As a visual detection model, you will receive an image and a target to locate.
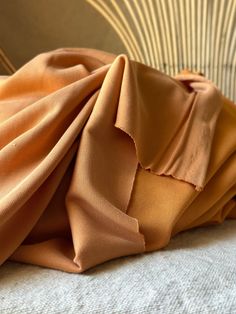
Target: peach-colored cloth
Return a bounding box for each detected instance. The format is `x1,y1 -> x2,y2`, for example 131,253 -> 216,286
0,48 -> 235,273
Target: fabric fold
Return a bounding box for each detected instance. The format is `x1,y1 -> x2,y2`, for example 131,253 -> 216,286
115,59 -> 222,191
0,48 -> 235,273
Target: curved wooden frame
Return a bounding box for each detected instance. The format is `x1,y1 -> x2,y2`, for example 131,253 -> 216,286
87,0 -> 236,102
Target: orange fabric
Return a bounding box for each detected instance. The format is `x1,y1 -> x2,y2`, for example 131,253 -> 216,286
0,48 -> 235,273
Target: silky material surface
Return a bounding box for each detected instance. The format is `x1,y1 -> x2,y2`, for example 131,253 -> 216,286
0,48 -> 235,273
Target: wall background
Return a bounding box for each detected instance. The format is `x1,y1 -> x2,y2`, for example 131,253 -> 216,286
0,0 -> 126,73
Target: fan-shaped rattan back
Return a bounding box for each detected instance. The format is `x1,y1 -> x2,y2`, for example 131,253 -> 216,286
87,0 -> 236,102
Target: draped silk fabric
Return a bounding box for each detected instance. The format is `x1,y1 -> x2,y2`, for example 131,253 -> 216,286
0,48 -> 236,273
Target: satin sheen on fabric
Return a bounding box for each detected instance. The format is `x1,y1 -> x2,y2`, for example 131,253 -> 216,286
0,48 -> 235,273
